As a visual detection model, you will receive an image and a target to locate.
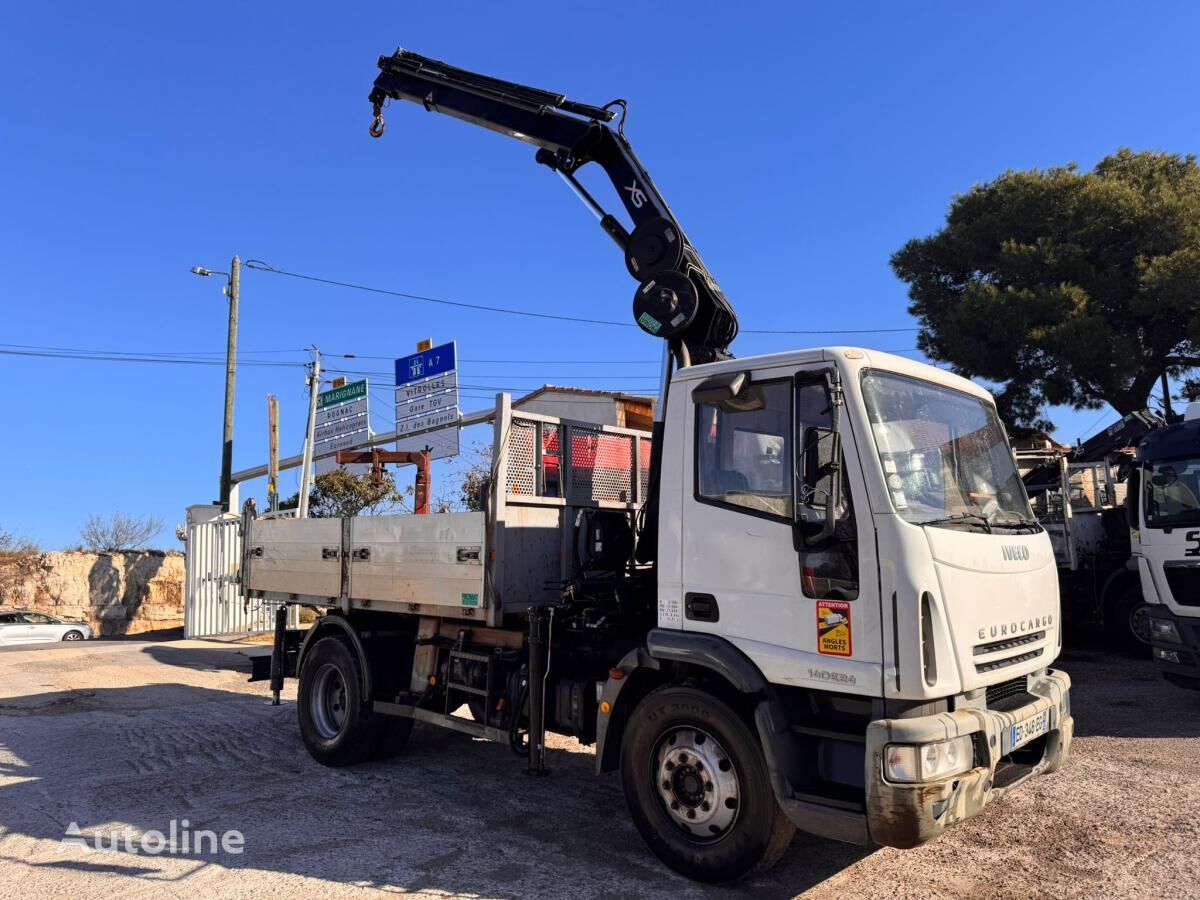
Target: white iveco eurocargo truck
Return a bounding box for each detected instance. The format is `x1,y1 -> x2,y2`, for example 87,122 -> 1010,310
237,50 -> 1073,884
245,350 -> 1072,883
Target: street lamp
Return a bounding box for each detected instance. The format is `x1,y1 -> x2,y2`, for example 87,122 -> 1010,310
191,256 -> 240,513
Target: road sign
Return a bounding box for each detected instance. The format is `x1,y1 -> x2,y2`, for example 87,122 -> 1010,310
395,342 -> 459,461
315,414 -> 369,443
396,407 -> 458,435
397,371 -> 457,402
395,342 -> 456,386
318,379 -> 368,409
316,397 -> 367,426
315,379 -> 373,476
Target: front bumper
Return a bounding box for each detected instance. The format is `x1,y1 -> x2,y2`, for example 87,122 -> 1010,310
864,668 -> 1073,849
1148,607 -> 1200,690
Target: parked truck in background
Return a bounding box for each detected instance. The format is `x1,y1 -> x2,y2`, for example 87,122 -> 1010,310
1017,410 -> 1163,652
1018,404 -> 1200,680
1137,403 -> 1200,689
238,50 -> 1074,883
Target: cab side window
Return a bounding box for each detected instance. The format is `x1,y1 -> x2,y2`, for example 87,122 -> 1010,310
797,380 -> 859,600
696,381 -> 793,520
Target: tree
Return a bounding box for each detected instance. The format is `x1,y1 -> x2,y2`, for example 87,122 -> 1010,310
80,513 -> 163,552
0,526 -> 37,554
453,443 -> 492,512
281,469 -> 407,518
892,149 -> 1200,427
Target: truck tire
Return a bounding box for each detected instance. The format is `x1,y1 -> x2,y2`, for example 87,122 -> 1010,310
1106,582 -> 1151,656
620,686 -> 794,884
297,636 -> 382,766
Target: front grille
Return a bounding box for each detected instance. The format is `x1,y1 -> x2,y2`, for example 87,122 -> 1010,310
1164,565 -> 1200,607
973,630 -> 1045,657
985,676 -> 1028,708
976,647 -> 1044,674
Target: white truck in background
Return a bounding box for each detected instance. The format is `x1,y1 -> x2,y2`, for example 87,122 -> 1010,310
1137,403 -> 1200,689
237,50 -> 1073,883
1018,404 -> 1200,675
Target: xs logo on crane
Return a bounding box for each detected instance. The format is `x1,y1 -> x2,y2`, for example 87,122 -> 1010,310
624,180 -> 647,209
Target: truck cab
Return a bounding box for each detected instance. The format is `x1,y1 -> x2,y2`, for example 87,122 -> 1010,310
646,346 -> 1072,848
1137,403 -> 1200,688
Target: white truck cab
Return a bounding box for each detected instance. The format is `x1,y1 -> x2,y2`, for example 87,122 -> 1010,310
655,347 -> 1072,846
1139,402 -> 1200,689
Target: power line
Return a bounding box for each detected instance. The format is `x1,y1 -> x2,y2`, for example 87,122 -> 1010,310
0,342 -> 306,358
245,261 -> 631,328
0,347 -> 302,369
245,261 -> 920,335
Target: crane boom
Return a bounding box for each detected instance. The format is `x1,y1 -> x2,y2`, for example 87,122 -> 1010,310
368,49 -> 739,364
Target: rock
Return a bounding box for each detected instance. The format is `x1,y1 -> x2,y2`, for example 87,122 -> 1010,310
0,550 -> 184,636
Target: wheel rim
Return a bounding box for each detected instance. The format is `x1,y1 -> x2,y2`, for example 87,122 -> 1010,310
310,663 -> 349,740
1129,603 -> 1152,645
64,632 -> 81,641
653,726 -> 740,841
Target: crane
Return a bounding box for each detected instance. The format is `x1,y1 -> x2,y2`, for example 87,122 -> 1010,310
368,49 -> 739,368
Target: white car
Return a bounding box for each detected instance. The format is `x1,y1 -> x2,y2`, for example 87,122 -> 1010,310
0,610 -> 94,644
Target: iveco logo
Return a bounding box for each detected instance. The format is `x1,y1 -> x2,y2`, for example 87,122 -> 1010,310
1001,545 -> 1030,561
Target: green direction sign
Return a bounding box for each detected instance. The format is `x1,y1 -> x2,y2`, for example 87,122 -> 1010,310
318,380 -> 367,410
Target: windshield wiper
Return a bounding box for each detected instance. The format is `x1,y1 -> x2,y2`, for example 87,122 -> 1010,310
990,515 -> 1042,532
914,512 -> 993,533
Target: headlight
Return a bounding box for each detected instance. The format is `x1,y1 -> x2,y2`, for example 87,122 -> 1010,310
885,736 -> 974,783
1150,618 -> 1181,644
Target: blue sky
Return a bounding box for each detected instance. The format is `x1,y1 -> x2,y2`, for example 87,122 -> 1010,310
2,2 -> 1197,549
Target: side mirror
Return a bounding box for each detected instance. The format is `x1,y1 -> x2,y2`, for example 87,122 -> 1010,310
1126,466 -> 1141,528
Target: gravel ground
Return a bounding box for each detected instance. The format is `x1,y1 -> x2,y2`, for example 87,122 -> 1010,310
0,638 -> 1197,900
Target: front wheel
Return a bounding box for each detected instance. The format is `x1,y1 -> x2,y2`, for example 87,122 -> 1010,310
620,686 -> 794,884
1106,582 -> 1151,656
61,630 -> 84,642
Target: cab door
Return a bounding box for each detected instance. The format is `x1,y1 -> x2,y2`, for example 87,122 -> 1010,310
678,365 -> 882,696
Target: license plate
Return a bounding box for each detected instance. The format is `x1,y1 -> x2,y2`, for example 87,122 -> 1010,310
1005,709 -> 1050,754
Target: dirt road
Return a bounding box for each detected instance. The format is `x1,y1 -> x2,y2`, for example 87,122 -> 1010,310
0,639 -> 1196,899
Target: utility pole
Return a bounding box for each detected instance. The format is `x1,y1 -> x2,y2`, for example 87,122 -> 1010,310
298,350 -> 321,519
267,394 -> 280,512
219,255 -> 240,512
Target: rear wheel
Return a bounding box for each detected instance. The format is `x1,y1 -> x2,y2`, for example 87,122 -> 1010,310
620,686 -> 794,884
297,636 -> 382,766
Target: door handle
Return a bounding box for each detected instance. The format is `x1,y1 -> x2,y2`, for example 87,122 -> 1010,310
685,593 -> 719,622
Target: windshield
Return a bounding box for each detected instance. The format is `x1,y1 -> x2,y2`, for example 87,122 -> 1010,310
861,371 -> 1035,530
1143,456 -> 1200,528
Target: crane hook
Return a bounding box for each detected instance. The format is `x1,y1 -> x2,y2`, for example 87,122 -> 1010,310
369,113 -> 386,138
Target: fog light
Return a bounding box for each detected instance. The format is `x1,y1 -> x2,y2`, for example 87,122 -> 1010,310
1155,648 -> 1182,665
1150,619 -> 1181,643
885,736 -> 973,783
